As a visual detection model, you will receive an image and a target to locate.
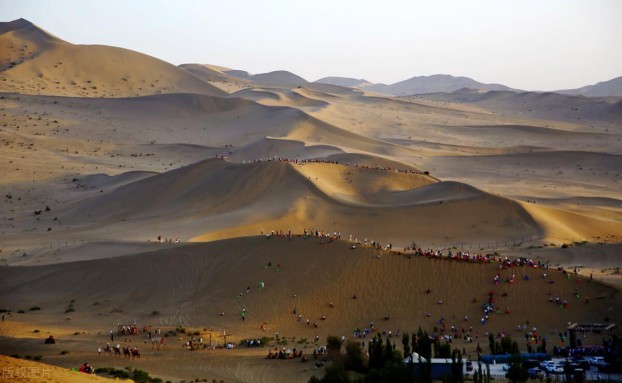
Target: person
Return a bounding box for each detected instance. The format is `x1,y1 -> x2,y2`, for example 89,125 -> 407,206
110,329 -> 113,342
79,362 -> 93,374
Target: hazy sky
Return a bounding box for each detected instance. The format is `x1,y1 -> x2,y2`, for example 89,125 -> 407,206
2,0 -> 621,90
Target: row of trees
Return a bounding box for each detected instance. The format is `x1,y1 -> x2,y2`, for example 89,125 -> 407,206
309,329 -> 464,383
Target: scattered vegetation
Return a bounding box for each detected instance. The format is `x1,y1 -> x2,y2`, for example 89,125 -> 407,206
29,306 -> 41,311
65,299 -> 75,313
95,367 -> 162,383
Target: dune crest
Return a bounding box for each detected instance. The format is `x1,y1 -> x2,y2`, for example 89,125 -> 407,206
0,19 -> 225,97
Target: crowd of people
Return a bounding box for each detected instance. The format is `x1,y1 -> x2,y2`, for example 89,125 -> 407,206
230,155 -> 429,177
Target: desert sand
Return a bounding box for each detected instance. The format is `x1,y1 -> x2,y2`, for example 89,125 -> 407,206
1,18 -> 621,383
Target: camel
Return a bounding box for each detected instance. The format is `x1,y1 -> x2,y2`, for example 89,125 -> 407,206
150,337 -> 165,350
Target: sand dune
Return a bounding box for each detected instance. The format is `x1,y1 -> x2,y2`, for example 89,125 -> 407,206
227,137 -> 345,163
0,157 -> 543,256
557,76 -> 622,98
0,237 -> 620,382
414,90 -> 622,126
231,88 -> 329,109
2,237 -> 620,340
225,69 -> 307,85
37,158 -> 539,248
521,202 -> 622,245
0,355 -> 117,383
179,63 -> 249,84
0,19 -> 225,97
293,162 -> 436,205
421,151 -> 622,201
179,63 -> 254,93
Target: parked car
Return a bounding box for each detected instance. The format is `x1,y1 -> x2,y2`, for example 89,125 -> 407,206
541,360 -> 555,370
547,364 -> 564,374
588,356 -> 605,366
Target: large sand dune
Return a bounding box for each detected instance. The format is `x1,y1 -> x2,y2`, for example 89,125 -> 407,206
12,159 -> 540,251
0,237 -> 620,382
0,19 -> 225,97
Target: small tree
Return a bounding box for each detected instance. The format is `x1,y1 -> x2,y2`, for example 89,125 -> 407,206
537,338 -> 547,354
477,360 -> 484,383
344,340 -> 366,373
384,336 -> 395,362
402,332 -> 411,359
450,349 -> 464,383
368,335 -> 384,370
505,354 -> 528,383
436,343 -> 451,358
321,361 -> 350,383
327,335 -> 343,360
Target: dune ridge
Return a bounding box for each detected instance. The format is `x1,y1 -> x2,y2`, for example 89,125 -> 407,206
0,20 -> 225,97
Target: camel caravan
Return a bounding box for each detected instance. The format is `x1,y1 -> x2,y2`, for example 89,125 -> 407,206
97,323 -> 167,359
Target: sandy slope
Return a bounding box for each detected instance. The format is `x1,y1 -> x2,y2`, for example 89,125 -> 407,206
0,355 -> 119,383
0,19 -> 224,98
179,63 -> 254,93
0,237 -> 620,382
3,159 -> 539,252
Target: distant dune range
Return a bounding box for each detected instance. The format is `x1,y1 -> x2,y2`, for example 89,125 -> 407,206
1,17 -> 622,383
